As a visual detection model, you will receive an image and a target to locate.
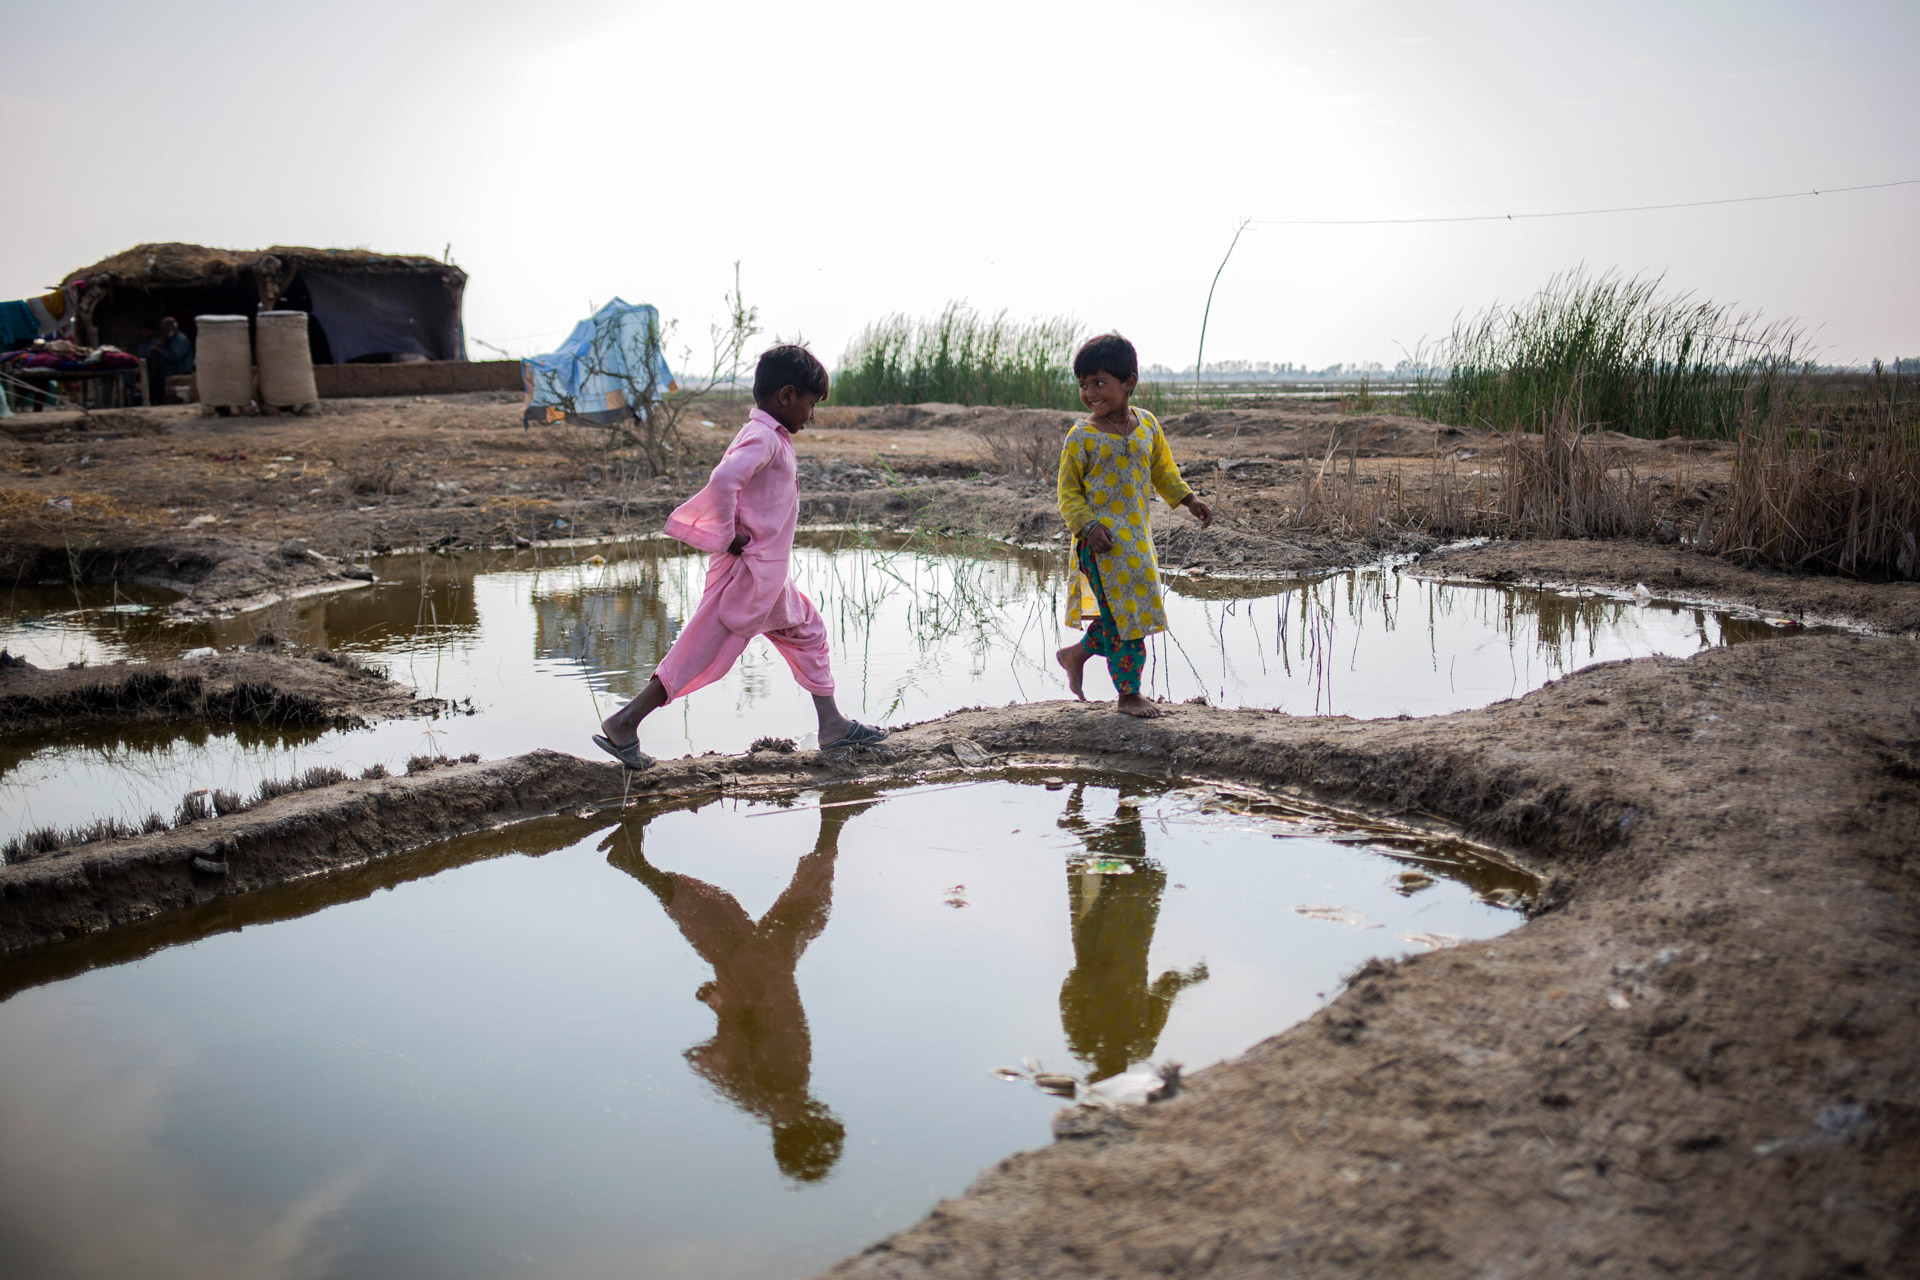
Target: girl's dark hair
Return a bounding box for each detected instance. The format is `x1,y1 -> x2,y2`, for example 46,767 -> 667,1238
754,343 -> 831,400
1072,332 -> 1138,382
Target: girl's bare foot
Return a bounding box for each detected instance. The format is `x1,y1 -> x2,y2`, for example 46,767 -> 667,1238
1116,693 -> 1163,718
1056,644 -> 1089,700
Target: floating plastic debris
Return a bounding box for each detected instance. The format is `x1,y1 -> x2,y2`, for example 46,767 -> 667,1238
1397,931 -> 1462,949
1085,1063 -> 1181,1107
948,738 -> 989,766
1070,857 -> 1135,876
1293,904 -> 1380,929
1395,870 -> 1436,892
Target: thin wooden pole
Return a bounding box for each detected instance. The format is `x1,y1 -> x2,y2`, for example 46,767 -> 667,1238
1195,219 -> 1250,409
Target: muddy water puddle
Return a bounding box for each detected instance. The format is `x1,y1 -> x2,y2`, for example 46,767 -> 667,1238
1,533 -> 1813,846
0,773 -> 1533,1279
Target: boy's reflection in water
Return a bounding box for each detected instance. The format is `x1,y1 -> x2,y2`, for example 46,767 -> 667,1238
1056,781 -> 1208,1082
606,799 -> 872,1183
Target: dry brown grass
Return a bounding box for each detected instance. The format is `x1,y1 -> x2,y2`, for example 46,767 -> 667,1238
1273,439 -> 1397,536
1706,414 -> 1919,578
972,416 -> 1064,481
1270,380 -> 1916,582
1297,433 -> 1646,544
1488,407 -> 1657,539
0,487 -> 124,520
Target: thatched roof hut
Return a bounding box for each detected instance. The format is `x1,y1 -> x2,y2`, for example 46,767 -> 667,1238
64,243 -> 468,364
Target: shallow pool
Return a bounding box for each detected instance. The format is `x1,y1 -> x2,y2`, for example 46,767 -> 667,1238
0,773 -> 1531,1280
1,533 -> 1804,847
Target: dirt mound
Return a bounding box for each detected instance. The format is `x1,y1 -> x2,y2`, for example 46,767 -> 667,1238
1418,539 -> 1920,636
0,649 -> 438,735
0,748 -> 615,959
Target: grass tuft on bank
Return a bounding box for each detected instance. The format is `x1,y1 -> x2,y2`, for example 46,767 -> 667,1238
1407,268 -> 1801,440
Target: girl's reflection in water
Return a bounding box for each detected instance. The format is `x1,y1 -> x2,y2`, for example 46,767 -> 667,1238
1056,781 -> 1208,1082
605,800 -> 872,1183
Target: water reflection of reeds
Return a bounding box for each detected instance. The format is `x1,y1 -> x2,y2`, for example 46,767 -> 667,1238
3,535 -> 1825,847
1161,567 -> 1804,715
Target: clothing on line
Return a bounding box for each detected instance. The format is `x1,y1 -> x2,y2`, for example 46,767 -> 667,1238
0,301 -> 37,348
26,291 -> 66,336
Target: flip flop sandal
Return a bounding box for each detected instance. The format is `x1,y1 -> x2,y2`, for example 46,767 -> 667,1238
820,721 -> 888,750
592,733 -> 656,771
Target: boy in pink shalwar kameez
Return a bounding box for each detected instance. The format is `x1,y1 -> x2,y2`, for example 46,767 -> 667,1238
593,345 -> 887,770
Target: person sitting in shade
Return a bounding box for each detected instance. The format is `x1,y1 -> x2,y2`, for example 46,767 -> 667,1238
151,316 -> 194,386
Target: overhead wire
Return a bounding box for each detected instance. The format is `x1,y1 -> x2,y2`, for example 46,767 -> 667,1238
1248,178 -> 1920,227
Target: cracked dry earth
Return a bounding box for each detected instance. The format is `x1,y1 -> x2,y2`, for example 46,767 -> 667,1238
814,634 -> 1920,1279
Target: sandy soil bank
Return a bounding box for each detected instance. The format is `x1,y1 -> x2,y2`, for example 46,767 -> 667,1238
0,645 -> 439,736
820,637 -> 1920,1279
1415,539 -> 1920,637
0,629 -> 1913,1275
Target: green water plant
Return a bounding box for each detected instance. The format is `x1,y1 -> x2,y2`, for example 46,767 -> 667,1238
832,304 -> 1083,409
1407,269 -> 1801,439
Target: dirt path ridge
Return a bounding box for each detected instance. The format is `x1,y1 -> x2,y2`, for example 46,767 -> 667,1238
0,631 -> 1913,1275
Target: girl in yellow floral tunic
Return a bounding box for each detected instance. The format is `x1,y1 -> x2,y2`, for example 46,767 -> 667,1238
1056,334 -> 1212,717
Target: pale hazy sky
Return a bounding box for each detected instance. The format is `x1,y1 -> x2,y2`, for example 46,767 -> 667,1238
6,0 -> 1915,371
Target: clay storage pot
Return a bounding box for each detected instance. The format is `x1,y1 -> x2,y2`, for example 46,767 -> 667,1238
256,310 -> 319,411
193,315 -> 254,410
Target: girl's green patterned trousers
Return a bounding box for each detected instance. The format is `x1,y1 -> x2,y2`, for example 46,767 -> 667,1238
1075,537 -> 1146,696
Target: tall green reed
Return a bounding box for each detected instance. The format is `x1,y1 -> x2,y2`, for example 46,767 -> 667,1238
1407,269 -> 1802,439
832,304 -> 1084,409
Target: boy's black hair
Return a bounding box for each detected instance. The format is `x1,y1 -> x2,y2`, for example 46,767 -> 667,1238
1072,332 -> 1138,382
754,343 -> 830,401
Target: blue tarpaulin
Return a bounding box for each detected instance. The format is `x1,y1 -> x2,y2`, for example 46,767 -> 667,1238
522,298 -> 676,426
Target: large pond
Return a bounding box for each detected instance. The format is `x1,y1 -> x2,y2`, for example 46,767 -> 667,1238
0,772 -> 1532,1280
1,533 -> 1810,848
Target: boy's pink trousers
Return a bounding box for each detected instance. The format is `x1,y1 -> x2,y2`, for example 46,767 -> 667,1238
654,410 -> 833,699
